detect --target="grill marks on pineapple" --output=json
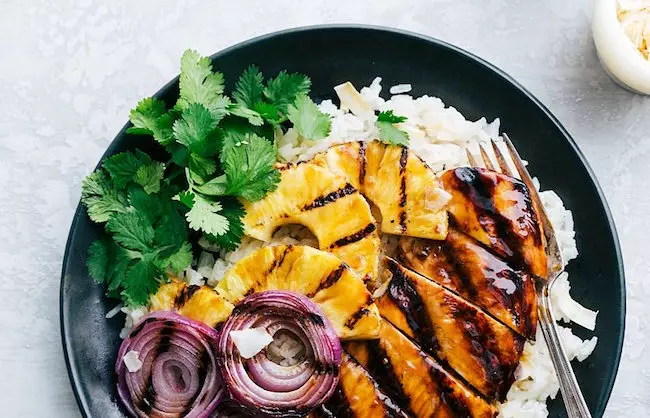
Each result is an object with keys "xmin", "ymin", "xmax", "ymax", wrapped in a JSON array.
[
  {"xmin": 303, "ymin": 183, "xmax": 357, "ymax": 211},
  {"xmin": 345, "ymin": 293, "xmax": 373, "ymax": 329},
  {"xmin": 174, "ymin": 284, "xmax": 201, "ymax": 309},
  {"xmin": 267, "ymin": 245, "xmax": 293, "ymax": 277},
  {"xmin": 358, "ymin": 141, "xmax": 368, "ymax": 185},
  {"xmin": 329, "ymin": 223, "xmax": 377, "ymax": 249},
  {"xmin": 307, "ymin": 263, "xmax": 346, "ymax": 298},
  {"xmin": 398, "ymin": 147, "xmax": 408, "ymax": 233}
]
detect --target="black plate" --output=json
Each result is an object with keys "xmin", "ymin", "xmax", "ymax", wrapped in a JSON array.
[{"xmin": 61, "ymin": 25, "xmax": 625, "ymax": 417}]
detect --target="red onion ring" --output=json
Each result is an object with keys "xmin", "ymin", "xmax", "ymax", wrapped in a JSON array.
[
  {"xmin": 116, "ymin": 311, "xmax": 225, "ymax": 418},
  {"xmin": 216, "ymin": 291, "xmax": 342, "ymax": 416}
]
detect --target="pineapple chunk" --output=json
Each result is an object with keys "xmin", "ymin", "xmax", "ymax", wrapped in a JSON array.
[
  {"xmin": 314, "ymin": 141, "xmax": 449, "ymax": 240},
  {"xmin": 149, "ymin": 281, "xmax": 234, "ymax": 327},
  {"xmin": 216, "ymin": 245, "xmax": 381, "ymax": 340},
  {"xmin": 243, "ymin": 161, "xmax": 380, "ymax": 286}
]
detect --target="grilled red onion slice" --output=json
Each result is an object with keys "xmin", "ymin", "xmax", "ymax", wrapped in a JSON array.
[
  {"xmin": 116, "ymin": 311, "xmax": 224, "ymax": 418},
  {"xmin": 217, "ymin": 291, "xmax": 342, "ymax": 416}
]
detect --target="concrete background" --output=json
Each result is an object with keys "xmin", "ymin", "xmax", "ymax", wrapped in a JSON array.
[{"xmin": 0, "ymin": 0, "xmax": 647, "ymax": 416}]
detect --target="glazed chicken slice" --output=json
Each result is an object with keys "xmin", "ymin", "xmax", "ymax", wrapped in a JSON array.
[
  {"xmin": 441, "ymin": 167, "xmax": 548, "ymax": 278},
  {"xmin": 314, "ymin": 141, "xmax": 450, "ymax": 240},
  {"xmin": 398, "ymin": 229, "xmax": 537, "ymax": 339},
  {"xmin": 345, "ymin": 321, "xmax": 497, "ymax": 418},
  {"xmin": 312, "ymin": 353, "xmax": 409, "ymax": 418},
  {"xmin": 376, "ymin": 258, "xmax": 525, "ymax": 401}
]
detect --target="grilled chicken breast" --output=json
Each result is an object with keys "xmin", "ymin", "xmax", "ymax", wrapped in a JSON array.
[
  {"xmin": 345, "ymin": 321, "xmax": 497, "ymax": 418},
  {"xmin": 441, "ymin": 167, "xmax": 547, "ymax": 278},
  {"xmin": 398, "ymin": 229, "xmax": 537, "ymax": 339},
  {"xmin": 243, "ymin": 160, "xmax": 380, "ymax": 286},
  {"xmin": 376, "ymin": 258, "xmax": 525, "ymax": 401},
  {"xmin": 216, "ymin": 245, "xmax": 381, "ymax": 340},
  {"xmin": 314, "ymin": 141, "xmax": 449, "ymax": 240},
  {"xmin": 149, "ymin": 281, "xmax": 234, "ymax": 327},
  {"xmin": 313, "ymin": 353, "xmax": 409, "ymax": 418}
]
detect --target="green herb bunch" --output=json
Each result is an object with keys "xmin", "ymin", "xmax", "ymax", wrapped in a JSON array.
[{"xmin": 81, "ymin": 50, "xmax": 332, "ymax": 305}]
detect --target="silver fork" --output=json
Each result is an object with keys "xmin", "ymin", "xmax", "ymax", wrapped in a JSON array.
[{"xmin": 466, "ymin": 134, "xmax": 592, "ymax": 418}]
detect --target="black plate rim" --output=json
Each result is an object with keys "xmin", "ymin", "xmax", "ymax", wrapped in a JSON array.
[{"xmin": 60, "ymin": 24, "xmax": 626, "ymax": 418}]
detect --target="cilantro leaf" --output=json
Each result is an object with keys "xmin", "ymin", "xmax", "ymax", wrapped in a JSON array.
[
  {"xmin": 135, "ymin": 162, "xmax": 166, "ymax": 194},
  {"xmin": 175, "ymin": 190, "xmax": 195, "ymax": 209},
  {"xmin": 253, "ymin": 102, "xmax": 281, "ymax": 124},
  {"xmin": 106, "ymin": 211, "xmax": 155, "ymax": 252},
  {"xmin": 185, "ymin": 195, "xmax": 229, "ymax": 236},
  {"xmin": 81, "ymin": 170, "xmax": 129, "ymax": 223},
  {"xmin": 204, "ymin": 197, "xmax": 245, "ymax": 251},
  {"xmin": 221, "ymin": 133, "xmax": 280, "ymax": 201},
  {"xmin": 173, "ymin": 103, "xmax": 221, "ymax": 156},
  {"xmin": 287, "ymin": 94, "xmax": 331, "ymax": 141},
  {"xmin": 233, "ymin": 65, "xmax": 264, "ymax": 108},
  {"xmin": 103, "ymin": 151, "xmax": 152, "ymax": 188},
  {"xmin": 229, "ymin": 103, "xmax": 264, "ymax": 126},
  {"xmin": 87, "ymin": 240, "xmax": 109, "ymax": 283},
  {"xmin": 106, "ymin": 245, "xmax": 134, "ymax": 292},
  {"xmin": 376, "ymin": 111, "xmax": 410, "ymax": 146},
  {"xmin": 377, "ymin": 110, "xmax": 408, "ymax": 124},
  {"xmin": 188, "ymin": 153, "xmax": 217, "ymax": 182},
  {"xmin": 127, "ymin": 97, "xmax": 175, "ymax": 146},
  {"xmin": 128, "ymin": 187, "xmax": 164, "ymax": 224},
  {"xmin": 264, "ymin": 71, "xmax": 311, "ymax": 113},
  {"xmin": 122, "ymin": 255, "xmax": 160, "ymax": 306},
  {"xmin": 163, "ymin": 242, "xmax": 193, "ymax": 273},
  {"xmin": 176, "ymin": 49, "xmax": 228, "ymax": 117},
  {"xmin": 153, "ymin": 208, "xmax": 188, "ymax": 255},
  {"xmin": 194, "ymin": 175, "xmax": 228, "ymax": 196}
]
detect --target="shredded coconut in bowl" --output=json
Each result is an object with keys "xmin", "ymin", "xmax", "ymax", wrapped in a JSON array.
[{"xmin": 115, "ymin": 77, "xmax": 598, "ymax": 418}]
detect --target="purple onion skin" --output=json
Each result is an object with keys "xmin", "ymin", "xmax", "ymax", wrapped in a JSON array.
[
  {"xmin": 216, "ymin": 291, "xmax": 342, "ymax": 417},
  {"xmin": 116, "ymin": 311, "xmax": 225, "ymax": 418}
]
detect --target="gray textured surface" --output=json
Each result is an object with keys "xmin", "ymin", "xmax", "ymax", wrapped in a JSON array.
[{"xmin": 0, "ymin": 0, "xmax": 647, "ymax": 416}]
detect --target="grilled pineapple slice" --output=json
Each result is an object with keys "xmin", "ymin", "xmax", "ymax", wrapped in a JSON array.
[
  {"xmin": 314, "ymin": 141, "xmax": 449, "ymax": 239},
  {"xmin": 149, "ymin": 281, "xmax": 234, "ymax": 327},
  {"xmin": 215, "ymin": 245, "xmax": 381, "ymax": 340},
  {"xmin": 242, "ymin": 161, "xmax": 380, "ymax": 286},
  {"xmin": 377, "ymin": 258, "xmax": 524, "ymax": 401}
]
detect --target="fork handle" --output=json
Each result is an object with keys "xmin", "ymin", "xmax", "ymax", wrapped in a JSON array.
[{"xmin": 538, "ymin": 283, "xmax": 592, "ymax": 418}]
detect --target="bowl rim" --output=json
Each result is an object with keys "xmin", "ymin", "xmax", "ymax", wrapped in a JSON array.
[{"xmin": 60, "ymin": 23, "xmax": 626, "ymax": 418}]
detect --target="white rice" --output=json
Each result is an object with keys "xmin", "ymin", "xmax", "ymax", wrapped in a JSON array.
[{"xmin": 116, "ymin": 78, "xmax": 598, "ymax": 417}]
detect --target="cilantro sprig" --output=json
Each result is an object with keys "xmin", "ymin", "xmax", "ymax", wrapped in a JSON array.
[
  {"xmin": 376, "ymin": 110, "xmax": 410, "ymax": 146},
  {"xmin": 82, "ymin": 152, "xmax": 191, "ymax": 305},
  {"xmin": 82, "ymin": 49, "xmax": 330, "ymax": 306}
]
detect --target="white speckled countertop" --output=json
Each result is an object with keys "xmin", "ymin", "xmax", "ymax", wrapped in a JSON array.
[{"xmin": 0, "ymin": 0, "xmax": 647, "ymax": 416}]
